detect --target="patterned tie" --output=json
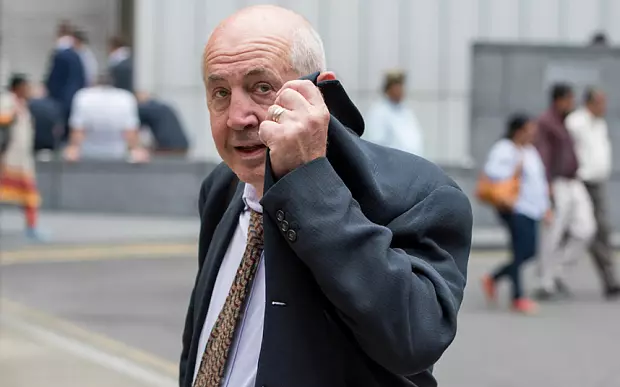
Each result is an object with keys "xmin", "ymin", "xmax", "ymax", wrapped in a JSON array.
[{"xmin": 194, "ymin": 210, "xmax": 264, "ymax": 387}]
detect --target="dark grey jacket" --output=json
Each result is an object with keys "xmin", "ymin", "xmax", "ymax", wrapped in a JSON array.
[{"xmin": 180, "ymin": 74, "xmax": 472, "ymax": 387}]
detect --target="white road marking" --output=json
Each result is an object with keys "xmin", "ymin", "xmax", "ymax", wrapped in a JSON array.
[{"xmin": 0, "ymin": 314, "xmax": 177, "ymax": 387}]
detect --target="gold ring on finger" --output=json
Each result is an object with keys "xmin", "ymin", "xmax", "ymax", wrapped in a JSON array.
[{"xmin": 269, "ymin": 105, "xmax": 286, "ymax": 123}]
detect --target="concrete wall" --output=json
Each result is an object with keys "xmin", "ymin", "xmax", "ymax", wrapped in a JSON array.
[
  {"xmin": 471, "ymin": 43, "xmax": 620, "ymax": 168},
  {"xmin": 0, "ymin": 0, "xmax": 119, "ymax": 85},
  {"xmin": 31, "ymin": 160, "xmax": 620, "ymax": 235},
  {"xmin": 36, "ymin": 160, "xmax": 215, "ymax": 216},
  {"xmin": 134, "ymin": 0, "xmax": 620, "ymax": 165}
]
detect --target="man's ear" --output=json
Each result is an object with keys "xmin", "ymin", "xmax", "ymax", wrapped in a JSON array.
[{"xmin": 317, "ymin": 71, "xmax": 336, "ymax": 82}]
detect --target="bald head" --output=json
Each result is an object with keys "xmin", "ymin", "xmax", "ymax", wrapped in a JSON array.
[{"xmin": 203, "ymin": 5, "xmax": 326, "ymax": 78}]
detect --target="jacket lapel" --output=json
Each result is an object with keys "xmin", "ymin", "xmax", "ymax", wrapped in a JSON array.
[{"xmin": 190, "ymin": 183, "xmax": 245, "ymax": 361}]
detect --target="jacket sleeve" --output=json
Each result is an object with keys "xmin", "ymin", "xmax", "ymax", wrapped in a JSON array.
[{"xmin": 261, "ymin": 157, "xmax": 472, "ymax": 376}]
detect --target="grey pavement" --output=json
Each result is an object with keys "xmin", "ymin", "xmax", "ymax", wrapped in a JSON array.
[
  {"xmin": 0, "ymin": 317, "xmax": 175, "ymax": 387},
  {"xmin": 1, "ymin": 250, "xmax": 619, "ymax": 387}
]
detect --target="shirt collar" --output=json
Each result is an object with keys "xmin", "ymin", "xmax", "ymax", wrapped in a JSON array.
[
  {"xmin": 57, "ymin": 36, "xmax": 74, "ymax": 50},
  {"xmin": 109, "ymin": 47, "xmax": 131, "ymax": 66},
  {"xmin": 242, "ymin": 183, "xmax": 263, "ymax": 214}
]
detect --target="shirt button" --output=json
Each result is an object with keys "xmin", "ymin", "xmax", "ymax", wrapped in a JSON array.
[
  {"xmin": 276, "ymin": 210, "xmax": 285, "ymax": 222},
  {"xmin": 287, "ymin": 229, "xmax": 297, "ymax": 242},
  {"xmin": 280, "ymin": 220, "xmax": 289, "ymax": 232}
]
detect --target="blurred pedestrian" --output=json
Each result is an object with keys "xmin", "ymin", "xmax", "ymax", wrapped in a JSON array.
[
  {"xmin": 364, "ymin": 70, "xmax": 425, "ymax": 156},
  {"xmin": 137, "ymin": 92, "xmax": 189, "ymax": 155},
  {"xmin": 73, "ymin": 30, "xmax": 98, "ymax": 87},
  {"xmin": 566, "ymin": 88, "xmax": 620, "ymax": 299},
  {"xmin": 65, "ymin": 73, "xmax": 148, "ymax": 162},
  {"xmin": 0, "ymin": 75, "xmax": 46, "ymax": 241},
  {"xmin": 28, "ymin": 83, "xmax": 64, "ymax": 153},
  {"xmin": 534, "ymin": 83, "xmax": 596, "ymax": 300},
  {"xmin": 45, "ymin": 21, "xmax": 86, "ymax": 141},
  {"xmin": 480, "ymin": 114, "xmax": 550, "ymax": 314},
  {"xmin": 108, "ymin": 36, "xmax": 133, "ymax": 92},
  {"xmin": 590, "ymin": 31, "xmax": 609, "ymax": 46}
]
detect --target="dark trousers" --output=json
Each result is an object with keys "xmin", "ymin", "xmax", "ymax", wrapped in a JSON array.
[
  {"xmin": 584, "ymin": 182, "xmax": 618, "ymax": 291},
  {"xmin": 494, "ymin": 212, "xmax": 538, "ymax": 300}
]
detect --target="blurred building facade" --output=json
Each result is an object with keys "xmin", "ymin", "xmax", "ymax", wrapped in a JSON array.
[{"xmin": 2, "ymin": 0, "xmax": 620, "ymax": 164}]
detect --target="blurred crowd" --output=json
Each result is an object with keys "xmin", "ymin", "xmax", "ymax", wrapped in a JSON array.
[
  {"xmin": 8, "ymin": 21, "xmax": 190, "ymax": 163},
  {"xmin": 0, "ymin": 21, "xmax": 192, "ymax": 241},
  {"xmin": 479, "ymin": 82, "xmax": 619, "ymax": 314}
]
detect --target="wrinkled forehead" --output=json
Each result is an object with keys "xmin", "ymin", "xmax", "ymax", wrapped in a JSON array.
[{"xmin": 203, "ymin": 39, "xmax": 292, "ymax": 86}]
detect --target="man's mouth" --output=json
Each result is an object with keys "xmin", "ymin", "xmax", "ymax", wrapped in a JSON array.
[{"xmin": 235, "ymin": 144, "xmax": 267, "ymax": 155}]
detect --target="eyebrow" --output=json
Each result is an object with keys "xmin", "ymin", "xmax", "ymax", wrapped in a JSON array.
[
  {"xmin": 206, "ymin": 74, "xmax": 225, "ymax": 83},
  {"xmin": 205, "ymin": 67, "xmax": 278, "ymax": 86}
]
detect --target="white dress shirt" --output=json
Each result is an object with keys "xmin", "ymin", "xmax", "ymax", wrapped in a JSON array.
[
  {"xmin": 78, "ymin": 47, "xmax": 99, "ymax": 86},
  {"xmin": 565, "ymin": 107, "xmax": 612, "ymax": 183},
  {"xmin": 364, "ymin": 97, "xmax": 425, "ymax": 156},
  {"xmin": 193, "ymin": 184, "xmax": 265, "ymax": 387},
  {"xmin": 56, "ymin": 35, "xmax": 74, "ymax": 50},
  {"xmin": 69, "ymin": 86, "xmax": 139, "ymax": 159}
]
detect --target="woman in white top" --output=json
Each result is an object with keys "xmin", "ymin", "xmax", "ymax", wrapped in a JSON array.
[{"xmin": 480, "ymin": 114, "xmax": 550, "ymax": 314}]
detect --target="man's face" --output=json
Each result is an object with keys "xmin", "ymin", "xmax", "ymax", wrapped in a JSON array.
[
  {"xmin": 588, "ymin": 92, "xmax": 607, "ymax": 117},
  {"xmin": 557, "ymin": 93, "xmax": 575, "ymax": 115},
  {"xmin": 203, "ymin": 27, "xmax": 299, "ymax": 187},
  {"xmin": 387, "ymin": 83, "xmax": 404, "ymax": 103},
  {"xmin": 15, "ymin": 82, "xmax": 31, "ymax": 99},
  {"xmin": 521, "ymin": 121, "xmax": 538, "ymax": 144}
]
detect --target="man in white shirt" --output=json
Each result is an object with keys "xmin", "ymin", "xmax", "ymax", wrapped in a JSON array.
[
  {"xmin": 566, "ymin": 88, "xmax": 619, "ymax": 299},
  {"xmin": 65, "ymin": 73, "xmax": 148, "ymax": 162},
  {"xmin": 364, "ymin": 70, "xmax": 425, "ymax": 156}
]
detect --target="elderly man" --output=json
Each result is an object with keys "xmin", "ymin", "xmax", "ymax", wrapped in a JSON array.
[
  {"xmin": 181, "ymin": 5, "xmax": 472, "ymax": 387},
  {"xmin": 566, "ymin": 88, "xmax": 620, "ymax": 299}
]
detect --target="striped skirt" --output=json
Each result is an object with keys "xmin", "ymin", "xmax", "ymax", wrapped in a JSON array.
[{"xmin": 0, "ymin": 166, "xmax": 41, "ymax": 209}]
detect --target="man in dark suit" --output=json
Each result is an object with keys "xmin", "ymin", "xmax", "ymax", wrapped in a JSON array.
[
  {"xmin": 181, "ymin": 5, "xmax": 472, "ymax": 387},
  {"xmin": 45, "ymin": 38, "xmax": 86, "ymax": 140},
  {"xmin": 29, "ymin": 95, "xmax": 63, "ymax": 151},
  {"xmin": 137, "ymin": 95, "xmax": 189, "ymax": 155},
  {"xmin": 108, "ymin": 36, "xmax": 133, "ymax": 92}
]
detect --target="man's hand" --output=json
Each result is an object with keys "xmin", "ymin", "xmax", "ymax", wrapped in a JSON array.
[
  {"xmin": 544, "ymin": 209, "xmax": 554, "ymax": 226},
  {"xmin": 258, "ymin": 80, "xmax": 330, "ymax": 178},
  {"xmin": 128, "ymin": 148, "xmax": 150, "ymax": 164},
  {"xmin": 63, "ymin": 145, "xmax": 80, "ymax": 162}
]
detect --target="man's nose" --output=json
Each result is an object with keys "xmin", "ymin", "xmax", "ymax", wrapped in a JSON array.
[{"xmin": 227, "ymin": 91, "xmax": 259, "ymax": 131}]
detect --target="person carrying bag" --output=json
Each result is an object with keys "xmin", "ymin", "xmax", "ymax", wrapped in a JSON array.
[{"xmin": 478, "ymin": 114, "xmax": 550, "ymax": 314}]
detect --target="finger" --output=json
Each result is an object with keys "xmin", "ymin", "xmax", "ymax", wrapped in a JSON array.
[
  {"xmin": 275, "ymin": 88, "xmax": 310, "ymax": 112},
  {"xmin": 266, "ymin": 104, "xmax": 294, "ymax": 124},
  {"xmin": 258, "ymin": 119, "xmax": 284, "ymax": 147},
  {"xmin": 277, "ymin": 79, "xmax": 324, "ymax": 106}
]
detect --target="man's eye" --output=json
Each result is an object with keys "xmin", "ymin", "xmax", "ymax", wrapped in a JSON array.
[
  {"xmin": 213, "ymin": 89, "xmax": 229, "ymax": 99},
  {"xmin": 254, "ymin": 83, "xmax": 273, "ymax": 94}
]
